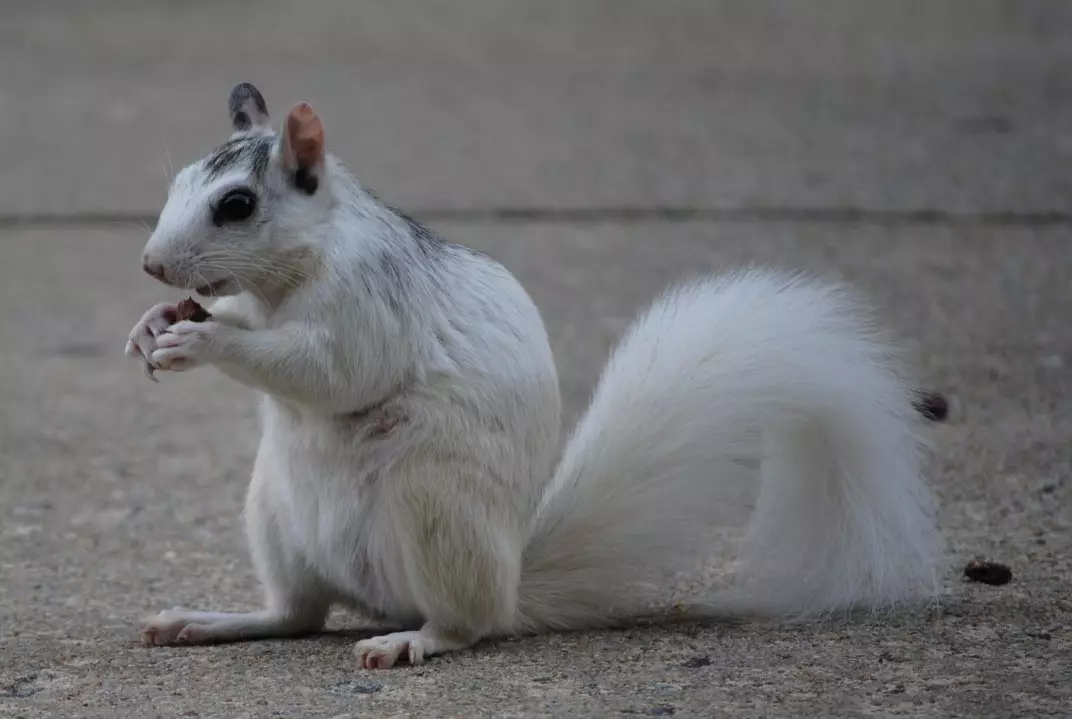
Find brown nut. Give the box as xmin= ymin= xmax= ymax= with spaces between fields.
xmin=175 ymin=297 xmax=211 ymax=323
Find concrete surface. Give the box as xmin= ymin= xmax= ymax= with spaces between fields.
xmin=2 ymin=0 xmax=1072 ymax=216
xmin=1 ymin=2 xmax=1070 ymax=718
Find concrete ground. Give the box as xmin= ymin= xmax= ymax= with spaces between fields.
xmin=1 ymin=2 xmax=1070 ymax=717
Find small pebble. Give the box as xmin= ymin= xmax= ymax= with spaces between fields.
xmin=964 ymin=559 xmax=1012 ymax=586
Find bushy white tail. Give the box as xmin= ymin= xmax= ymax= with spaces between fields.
xmin=515 ymin=269 xmax=942 ymax=632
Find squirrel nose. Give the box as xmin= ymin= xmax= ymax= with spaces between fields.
xmin=143 ymin=260 xmax=166 ymax=282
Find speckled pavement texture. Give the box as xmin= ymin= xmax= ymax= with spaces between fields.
xmin=1 ymin=2 xmax=1070 ymax=718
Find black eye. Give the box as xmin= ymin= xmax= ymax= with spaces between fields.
xmin=212 ymin=188 xmax=257 ymax=226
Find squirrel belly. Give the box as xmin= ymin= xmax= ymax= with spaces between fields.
xmin=242 ymin=246 xmax=564 ymax=630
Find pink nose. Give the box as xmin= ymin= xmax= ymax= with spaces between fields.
xmin=143 ymin=261 xmax=166 ymax=281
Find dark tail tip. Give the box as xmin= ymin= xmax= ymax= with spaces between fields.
xmin=913 ymin=391 xmax=949 ymax=421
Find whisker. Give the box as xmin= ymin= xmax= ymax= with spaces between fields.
xmin=193 ymin=269 xmax=214 ymax=299
xmin=195 ymin=248 xmax=306 ymax=274
xmin=197 ymin=261 xmax=273 ymax=308
xmin=108 ymin=219 xmax=154 ymax=237
xmin=195 ymin=251 xmax=314 ymax=287
xmin=241 ymin=257 xmax=313 ymax=284
xmin=223 ymin=266 xmax=272 ymax=307
xmin=236 ymin=270 xmax=273 ymax=308
xmin=235 ymin=263 xmax=304 ymax=290
xmin=199 ymin=258 xmax=282 ymax=285
xmin=163 ymin=140 xmax=175 ymax=182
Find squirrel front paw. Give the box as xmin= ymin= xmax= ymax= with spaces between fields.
xmin=151 ymin=320 xmax=224 ymax=372
xmin=125 ymin=302 xmax=181 ymax=380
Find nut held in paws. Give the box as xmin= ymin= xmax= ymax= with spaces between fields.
xmin=175 ymin=297 xmax=211 ymax=323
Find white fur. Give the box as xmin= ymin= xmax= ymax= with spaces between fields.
xmin=518 ymin=271 xmax=942 ymax=631
xmin=128 ymin=88 xmax=943 ymax=669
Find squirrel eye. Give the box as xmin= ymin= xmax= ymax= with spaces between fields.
xmin=213 ymin=189 xmax=257 ymax=226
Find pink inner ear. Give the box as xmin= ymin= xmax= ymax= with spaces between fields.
xmin=286 ymin=103 xmax=325 ymax=168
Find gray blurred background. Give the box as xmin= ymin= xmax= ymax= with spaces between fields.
xmin=1 ymin=2 xmax=1070 ymax=717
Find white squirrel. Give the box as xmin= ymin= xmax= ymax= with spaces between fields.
xmin=125 ymin=83 xmax=943 ymax=669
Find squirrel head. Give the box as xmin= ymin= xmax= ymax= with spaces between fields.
xmin=141 ymin=82 xmax=329 ymax=297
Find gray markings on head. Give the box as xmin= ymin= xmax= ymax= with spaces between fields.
xmin=204 ymin=135 xmax=274 ymax=182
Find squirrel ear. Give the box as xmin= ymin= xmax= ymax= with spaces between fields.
xmin=280 ymin=103 xmax=325 ymax=195
xmin=228 ymin=82 xmax=270 ymax=132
